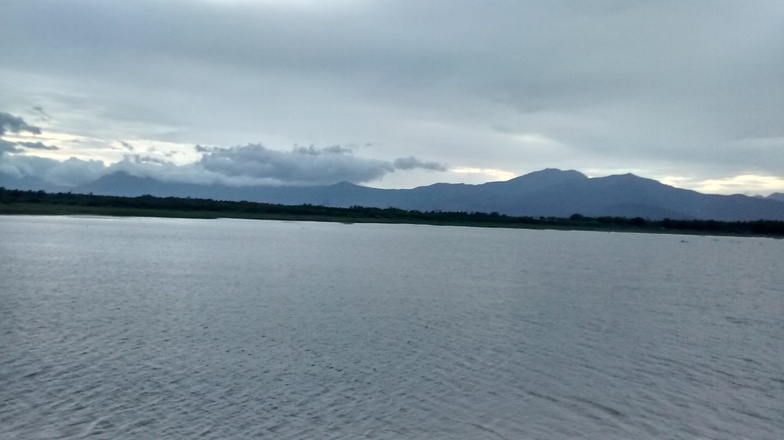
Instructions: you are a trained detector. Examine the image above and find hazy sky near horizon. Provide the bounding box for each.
[1,0,783,194]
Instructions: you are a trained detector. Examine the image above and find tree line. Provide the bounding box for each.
[1,187,782,237]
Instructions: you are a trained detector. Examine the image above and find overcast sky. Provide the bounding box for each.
[1,0,783,194]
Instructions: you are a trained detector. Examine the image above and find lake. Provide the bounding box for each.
[1,215,782,439]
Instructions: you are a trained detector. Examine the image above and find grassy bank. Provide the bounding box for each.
[1,187,782,237]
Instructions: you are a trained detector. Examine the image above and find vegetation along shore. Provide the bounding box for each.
[1,187,782,238]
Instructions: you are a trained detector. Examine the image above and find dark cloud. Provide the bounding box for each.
[198,144,393,185]
[199,144,447,185]
[0,112,41,136]
[0,141,58,154]
[0,112,57,153]
[393,156,448,172]
[15,141,58,151]
[96,144,448,187]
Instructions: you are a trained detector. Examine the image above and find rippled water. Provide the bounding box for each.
[1,215,782,439]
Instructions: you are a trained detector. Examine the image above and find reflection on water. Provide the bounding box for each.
[1,216,782,439]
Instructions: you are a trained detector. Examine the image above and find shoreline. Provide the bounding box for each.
[1,190,782,239]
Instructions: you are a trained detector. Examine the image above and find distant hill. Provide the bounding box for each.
[768,193,784,203]
[43,168,784,221]
[0,173,69,193]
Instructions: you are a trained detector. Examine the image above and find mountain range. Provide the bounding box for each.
[3,168,784,221]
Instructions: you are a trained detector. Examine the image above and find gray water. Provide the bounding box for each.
[1,216,782,439]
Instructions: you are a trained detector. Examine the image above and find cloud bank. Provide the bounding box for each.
[0,113,447,187]
[198,144,395,185]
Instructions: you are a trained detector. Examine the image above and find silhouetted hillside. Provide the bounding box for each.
[768,193,784,203]
[60,169,784,221]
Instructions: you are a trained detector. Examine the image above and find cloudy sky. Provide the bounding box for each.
[1,0,783,194]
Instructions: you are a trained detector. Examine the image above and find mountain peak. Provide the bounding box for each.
[605,172,641,180]
[530,168,587,177]
[504,168,588,185]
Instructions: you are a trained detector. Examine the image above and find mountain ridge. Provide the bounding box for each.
[18,169,784,221]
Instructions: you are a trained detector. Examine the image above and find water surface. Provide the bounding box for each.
[1,216,782,439]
